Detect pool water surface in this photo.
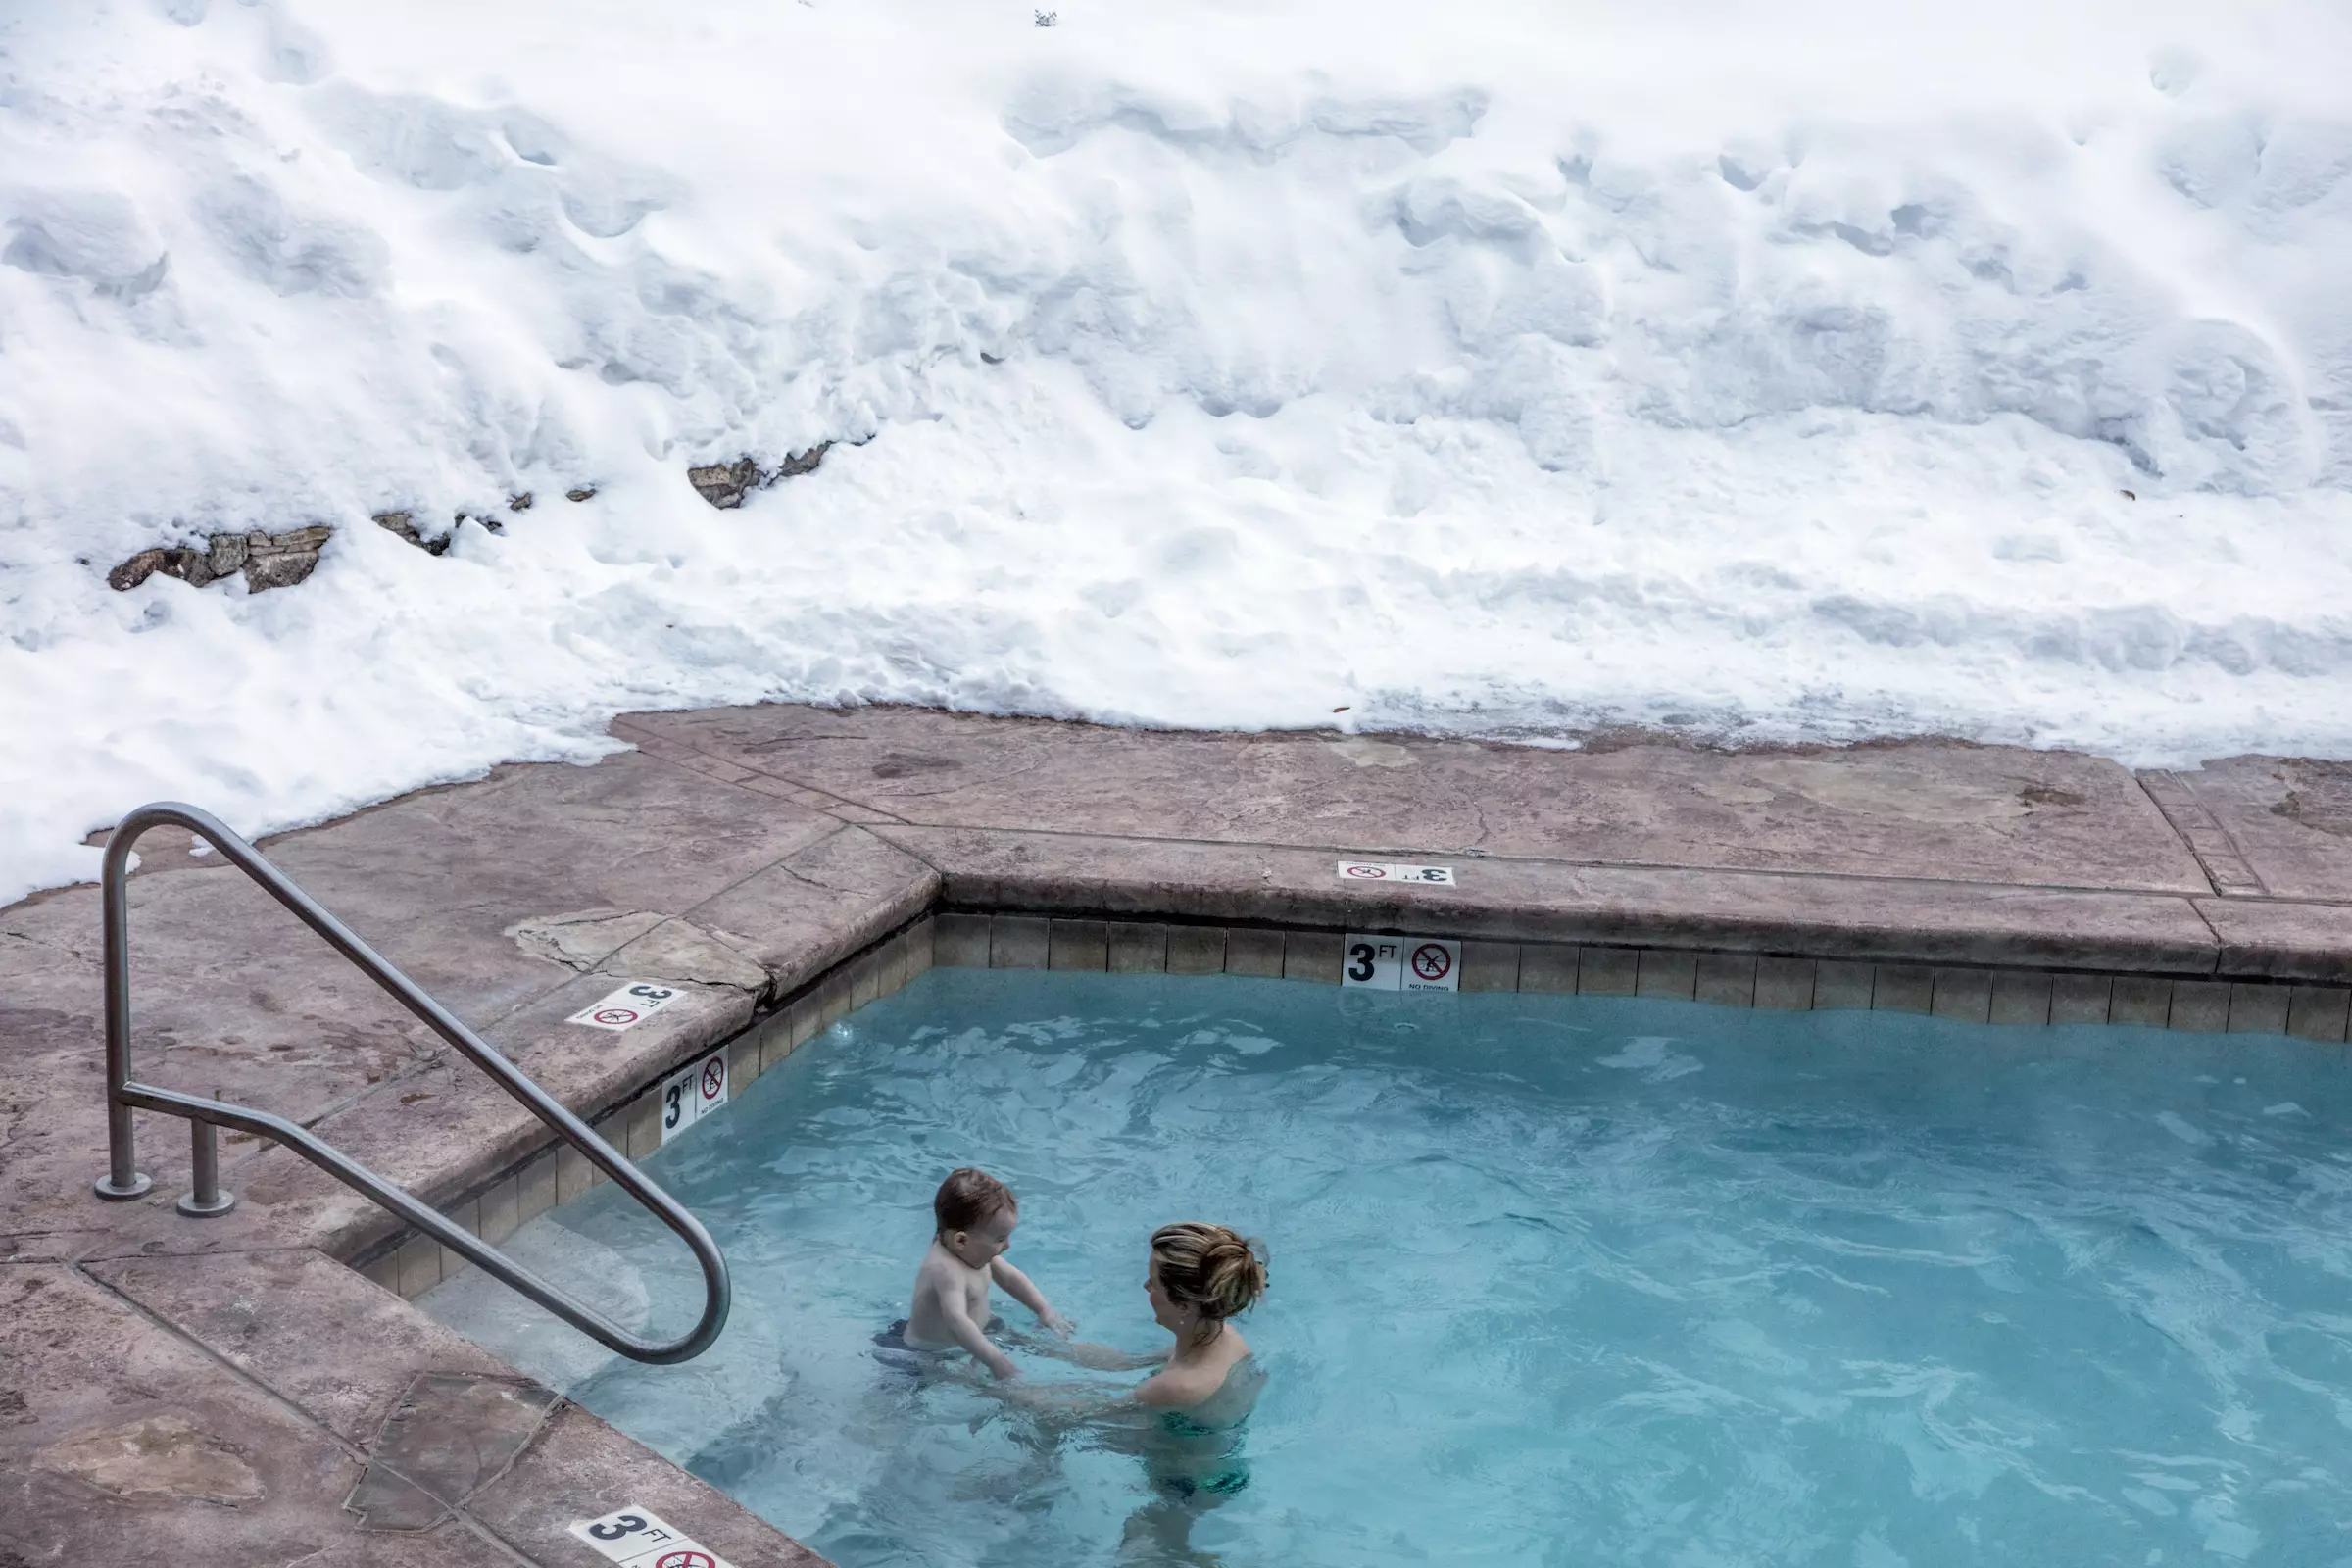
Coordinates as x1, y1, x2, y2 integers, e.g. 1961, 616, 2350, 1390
424, 969, 2352, 1567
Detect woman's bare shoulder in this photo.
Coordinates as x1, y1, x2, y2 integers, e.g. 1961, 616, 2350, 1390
1137, 1335, 1254, 1409
1135, 1363, 1219, 1408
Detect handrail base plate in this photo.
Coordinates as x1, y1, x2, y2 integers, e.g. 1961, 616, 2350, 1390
94, 1173, 154, 1201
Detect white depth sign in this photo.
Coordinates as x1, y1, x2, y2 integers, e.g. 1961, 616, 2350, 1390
1336, 860, 1456, 886
569, 1505, 737, 1568
661, 1050, 729, 1145
567, 982, 682, 1032
1343, 934, 1461, 993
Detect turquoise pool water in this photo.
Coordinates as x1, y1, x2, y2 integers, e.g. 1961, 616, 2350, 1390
426, 969, 2352, 1567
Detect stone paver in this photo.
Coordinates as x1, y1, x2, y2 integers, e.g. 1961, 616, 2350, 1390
259, 750, 845, 1019
0, 1262, 510, 1568
0, 753, 838, 1240
2166, 756, 2352, 902
2192, 897, 2352, 983
8, 701, 2352, 1566
469, 1402, 826, 1568
625, 710, 2209, 893
83, 1249, 516, 1447
16, 1250, 801, 1565
869, 823, 2225, 971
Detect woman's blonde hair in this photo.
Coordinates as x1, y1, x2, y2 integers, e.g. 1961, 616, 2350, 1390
1151, 1222, 1268, 1339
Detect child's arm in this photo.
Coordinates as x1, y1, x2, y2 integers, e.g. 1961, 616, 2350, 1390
989, 1258, 1073, 1335
926, 1278, 1020, 1372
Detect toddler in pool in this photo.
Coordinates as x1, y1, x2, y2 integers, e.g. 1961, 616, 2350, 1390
884, 1167, 1071, 1379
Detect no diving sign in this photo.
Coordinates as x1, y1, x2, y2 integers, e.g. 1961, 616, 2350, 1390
567, 982, 681, 1033
570, 1506, 735, 1568
1405, 940, 1458, 992
1343, 934, 1460, 993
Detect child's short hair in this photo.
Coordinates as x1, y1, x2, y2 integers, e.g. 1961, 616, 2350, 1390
934, 1167, 1016, 1235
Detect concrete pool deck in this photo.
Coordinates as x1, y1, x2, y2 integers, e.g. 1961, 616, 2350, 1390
5, 705, 2350, 1564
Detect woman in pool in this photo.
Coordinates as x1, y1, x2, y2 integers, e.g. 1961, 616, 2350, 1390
1002, 1221, 1268, 1561
1129, 1221, 1268, 1450
1125, 1222, 1269, 1561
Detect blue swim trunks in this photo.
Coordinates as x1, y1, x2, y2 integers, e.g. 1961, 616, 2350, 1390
871, 1315, 1004, 1373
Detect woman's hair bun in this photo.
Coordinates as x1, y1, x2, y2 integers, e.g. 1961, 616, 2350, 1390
1202, 1231, 1268, 1316
1151, 1221, 1268, 1328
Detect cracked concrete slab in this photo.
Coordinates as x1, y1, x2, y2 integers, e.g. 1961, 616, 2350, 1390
680, 826, 939, 995
346, 1374, 560, 1532
507, 908, 669, 972
599, 917, 772, 996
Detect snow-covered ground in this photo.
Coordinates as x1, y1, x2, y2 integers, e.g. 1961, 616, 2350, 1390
5, 1, 2351, 903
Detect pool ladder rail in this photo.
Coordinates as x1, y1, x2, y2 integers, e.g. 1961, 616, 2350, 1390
90, 801, 732, 1365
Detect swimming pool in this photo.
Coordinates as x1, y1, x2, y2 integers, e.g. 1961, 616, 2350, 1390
424, 967, 2352, 1567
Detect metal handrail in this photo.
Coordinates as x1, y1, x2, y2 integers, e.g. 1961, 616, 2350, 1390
93, 802, 731, 1365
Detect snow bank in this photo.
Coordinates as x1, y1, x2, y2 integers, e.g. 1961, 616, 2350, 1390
5, 1, 2352, 902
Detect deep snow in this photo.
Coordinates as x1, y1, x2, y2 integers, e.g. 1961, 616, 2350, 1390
5, 1, 2352, 903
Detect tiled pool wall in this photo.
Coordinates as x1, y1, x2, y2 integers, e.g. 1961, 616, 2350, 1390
929, 912, 2352, 1038
352, 916, 939, 1299
357, 909, 2351, 1303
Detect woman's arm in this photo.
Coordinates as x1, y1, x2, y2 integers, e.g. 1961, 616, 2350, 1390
998, 1331, 1167, 1372
992, 1376, 1143, 1427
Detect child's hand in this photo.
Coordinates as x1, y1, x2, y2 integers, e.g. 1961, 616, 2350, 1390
1038, 1306, 1074, 1337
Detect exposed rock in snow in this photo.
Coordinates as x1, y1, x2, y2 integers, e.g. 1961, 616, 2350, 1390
774, 443, 831, 480
243, 528, 332, 591
371, 512, 450, 556
686, 459, 761, 512
106, 525, 333, 593
687, 444, 833, 510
